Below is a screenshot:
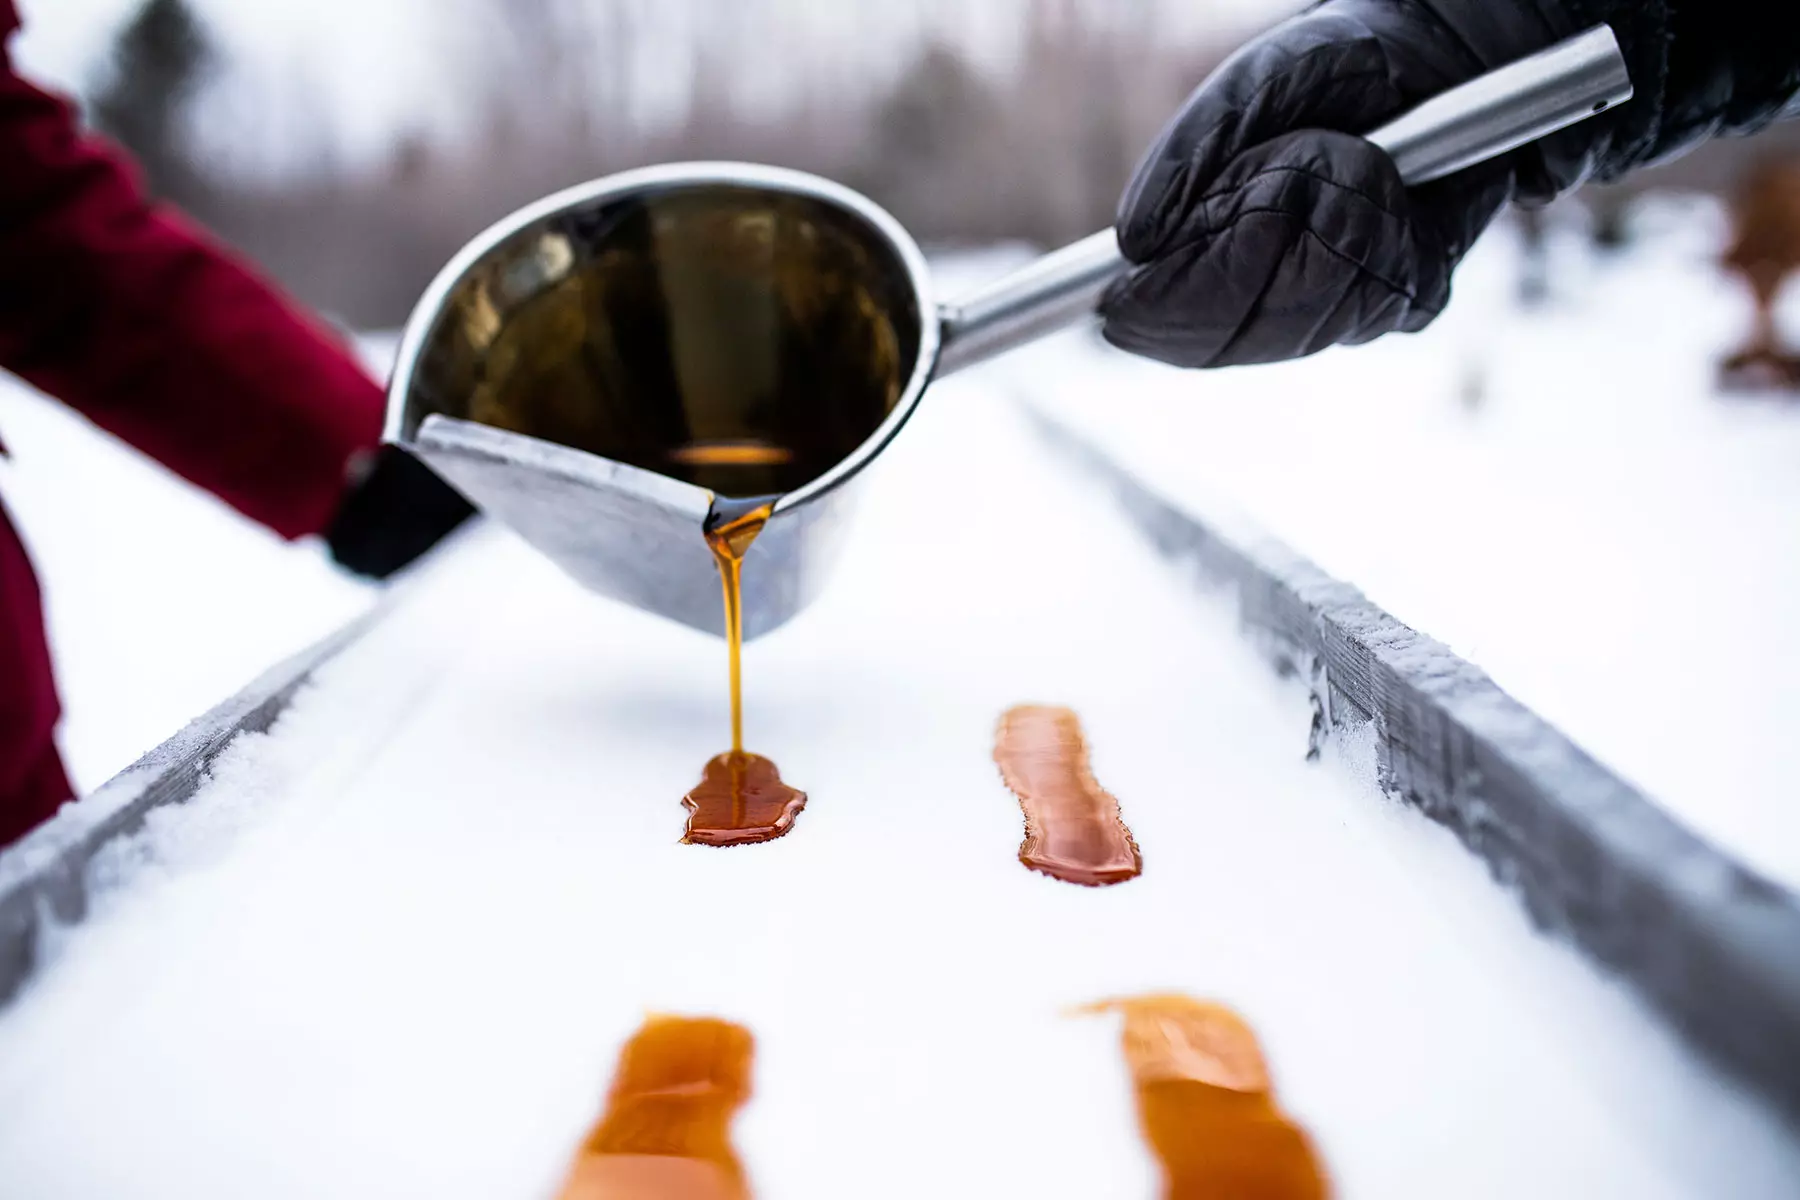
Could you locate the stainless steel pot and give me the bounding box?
[386,26,1629,640]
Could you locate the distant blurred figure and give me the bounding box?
[0,0,474,848]
[1515,204,1550,308]
[1719,158,1800,391]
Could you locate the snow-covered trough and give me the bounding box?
[1,380,1797,1198]
[1026,404,1800,1125]
[0,613,380,1006]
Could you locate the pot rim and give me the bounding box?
[384,161,940,519]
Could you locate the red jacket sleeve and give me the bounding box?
[0,5,383,540]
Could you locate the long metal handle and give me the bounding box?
[934,23,1632,376]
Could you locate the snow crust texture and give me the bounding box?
[2,373,1796,1198]
[1024,203,1800,892]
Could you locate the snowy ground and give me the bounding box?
[7,202,1796,888]
[3,207,1800,1196]
[2,345,1798,1196]
[1012,198,1800,892]
[0,344,384,793]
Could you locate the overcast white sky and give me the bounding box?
[8,0,1297,170]
[13,0,461,166]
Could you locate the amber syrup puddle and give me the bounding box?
[555,1015,756,1200]
[1078,995,1330,1199]
[993,705,1141,885]
[682,497,806,847]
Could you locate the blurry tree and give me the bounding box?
[1516,204,1550,305]
[457,0,629,159]
[994,0,1222,245]
[76,0,1269,325]
[1015,0,1134,241]
[870,42,995,178]
[89,0,218,218]
[860,41,1009,243]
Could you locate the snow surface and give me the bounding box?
[0,346,384,792]
[2,370,1797,1197]
[1015,199,1800,892]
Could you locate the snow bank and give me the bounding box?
[1,381,1792,1198]
[0,348,386,793]
[1021,202,1800,891]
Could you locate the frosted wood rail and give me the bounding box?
[1022,404,1800,1131]
[8,427,1800,1131]
[0,609,381,1004]
[6,402,1800,1132]
[935,24,1634,373]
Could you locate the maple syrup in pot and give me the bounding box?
[405,187,935,847]
[410,189,920,499]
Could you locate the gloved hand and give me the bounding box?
[1100,0,1644,369]
[325,445,476,580]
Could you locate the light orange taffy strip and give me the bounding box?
[1078,995,1329,1199]
[556,1015,755,1200]
[994,705,1141,886]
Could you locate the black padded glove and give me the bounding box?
[325,445,476,580]
[1099,0,1662,369]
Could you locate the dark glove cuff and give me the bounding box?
[1326,0,1671,201]
[325,444,476,581]
[1390,0,1671,198]
[1534,0,1672,190]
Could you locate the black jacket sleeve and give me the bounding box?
[1418,0,1800,199]
[1651,1,1800,157]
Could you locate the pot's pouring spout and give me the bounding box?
[932,24,1632,377]
[384,163,938,642]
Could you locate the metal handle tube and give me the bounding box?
[934,23,1632,376]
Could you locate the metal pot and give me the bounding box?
[385,26,1628,640]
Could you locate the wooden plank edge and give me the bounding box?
[1023,403,1800,1127]
[0,607,381,1007]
